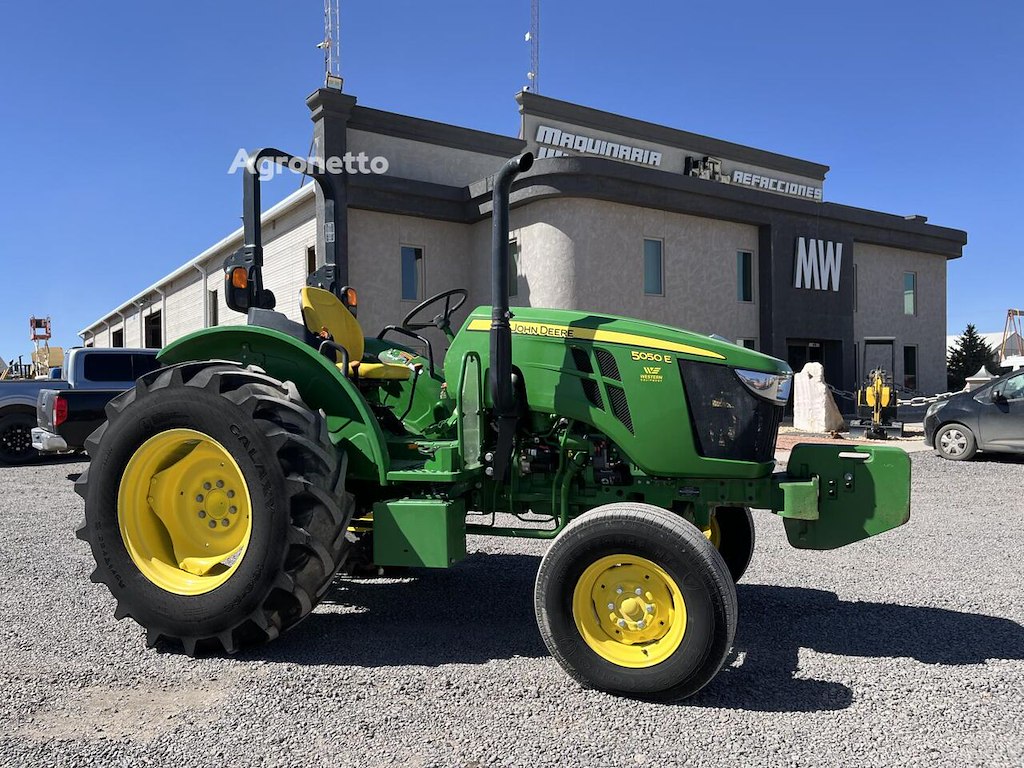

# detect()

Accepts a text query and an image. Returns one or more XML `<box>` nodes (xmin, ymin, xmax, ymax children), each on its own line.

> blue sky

<box><xmin>0</xmin><ymin>1</ymin><xmax>1020</xmax><ymax>359</ymax></box>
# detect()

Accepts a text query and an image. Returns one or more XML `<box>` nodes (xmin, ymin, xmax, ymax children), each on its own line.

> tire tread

<box><xmin>535</xmin><ymin>502</ymin><xmax>737</xmax><ymax>701</ymax></box>
<box><xmin>78</xmin><ymin>361</ymin><xmax>354</xmax><ymax>655</ymax></box>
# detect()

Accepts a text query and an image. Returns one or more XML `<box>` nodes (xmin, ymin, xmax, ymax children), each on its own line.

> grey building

<box><xmin>80</xmin><ymin>88</ymin><xmax>966</xmax><ymax>399</ymax></box>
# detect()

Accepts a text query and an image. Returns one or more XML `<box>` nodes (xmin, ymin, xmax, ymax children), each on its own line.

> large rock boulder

<box><xmin>793</xmin><ymin>362</ymin><xmax>846</xmax><ymax>433</ymax></box>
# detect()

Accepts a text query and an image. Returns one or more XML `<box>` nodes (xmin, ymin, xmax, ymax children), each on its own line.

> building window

<box><xmin>208</xmin><ymin>289</ymin><xmax>219</xmax><ymax>327</ymax></box>
<box><xmin>643</xmin><ymin>238</ymin><xmax>663</xmax><ymax>296</ymax></box>
<box><xmin>401</xmin><ymin>245</ymin><xmax>424</xmax><ymax>301</ymax></box>
<box><xmin>737</xmin><ymin>339</ymin><xmax>757</xmax><ymax>350</ymax></box>
<box><xmin>306</xmin><ymin>245</ymin><xmax>317</xmax><ymax>275</ymax></box>
<box><xmin>903</xmin><ymin>272</ymin><xmax>917</xmax><ymax>315</ymax></box>
<box><xmin>508</xmin><ymin>239</ymin><xmax>520</xmax><ymax>299</ymax></box>
<box><xmin>111</xmin><ymin>328</ymin><xmax>124</xmax><ymax>348</ymax></box>
<box><xmin>737</xmin><ymin>251</ymin><xmax>753</xmax><ymax>303</ymax></box>
<box><xmin>903</xmin><ymin>345</ymin><xmax>918</xmax><ymax>391</ymax></box>
<box><xmin>144</xmin><ymin>311</ymin><xmax>162</xmax><ymax>348</ymax></box>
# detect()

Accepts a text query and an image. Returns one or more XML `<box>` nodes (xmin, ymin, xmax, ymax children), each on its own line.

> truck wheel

<box><xmin>706</xmin><ymin>506</ymin><xmax>755</xmax><ymax>583</ymax></box>
<box><xmin>0</xmin><ymin>410</ymin><xmax>37</xmax><ymax>465</ymax></box>
<box><xmin>535</xmin><ymin>503</ymin><xmax>737</xmax><ymax>701</ymax></box>
<box><xmin>934</xmin><ymin>424</ymin><xmax>977</xmax><ymax>461</ymax></box>
<box><xmin>75</xmin><ymin>362</ymin><xmax>354</xmax><ymax>655</ymax></box>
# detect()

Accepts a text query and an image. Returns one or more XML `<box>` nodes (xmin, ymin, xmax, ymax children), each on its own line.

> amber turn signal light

<box><xmin>230</xmin><ymin>267</ymin><xmax>248</xmax><ymax>289</ymax></box>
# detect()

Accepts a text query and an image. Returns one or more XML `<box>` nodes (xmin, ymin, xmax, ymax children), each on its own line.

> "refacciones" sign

<box><xmin>734</xmin><ymin>170</ymin><xmax>822</xmax><ymax>201</ymax></box>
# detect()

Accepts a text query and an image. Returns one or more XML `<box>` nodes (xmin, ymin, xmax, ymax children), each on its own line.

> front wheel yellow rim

<box><xmin>117</xmin><ymin>429</ymin><xmax>253</xmax><ymax>596</ymax></box>
<box><xmin>571</xmin><ymin>554</ymin><xmax>687</xmax><ymax>668</ymax></box>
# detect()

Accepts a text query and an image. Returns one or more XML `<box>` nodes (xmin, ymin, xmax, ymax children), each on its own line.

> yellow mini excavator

<box><xmin>850</xmin><ymin>337</ymin><xmax>904</xmax><ymax>439</ymax></box>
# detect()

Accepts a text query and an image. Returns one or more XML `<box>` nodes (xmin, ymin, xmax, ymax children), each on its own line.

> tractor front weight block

<box><xmin>771</xmin><ymin>444</ymin><xmax>911</xmax><ymax>550</ymax></box>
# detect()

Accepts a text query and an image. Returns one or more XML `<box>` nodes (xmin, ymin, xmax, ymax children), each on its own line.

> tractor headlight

<box><xmin>734</xmin><ymin>369</ymin><xmax>793</xmax><ymax>404</ymax></box>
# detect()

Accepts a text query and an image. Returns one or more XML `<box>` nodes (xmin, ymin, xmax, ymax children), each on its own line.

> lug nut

<box><xmin>646</xmin><ymin>604</ymin><xmax>655</xmax><ymax>614</ymax></box>
<box><xmin>635</xmin><ymin>587</ymin><xmax>643</xmax><ymax>596</ymax></box>
<box><xmin>221</xmin><ymin>519</ymin><xmax>229</xmax><ymax>527</ymax></box>
<box><xmin>227</xmin><ymin>490</ymin><xmax>235</xmax><ymax>499</ymax></box>
<box><xmin>229</xmin><ymin>506</ymin><xmax>237</xmax><ymax>514</ymax></box>
<box><xmin>203</xmin><ymin>482</ymin><xmax>211</xmax><ymax>490</ymax></box>
<box><xmin>195</xmin><ymin>494</ymin><xmax>204</xmax><ymax>502</ymax></box>
<box><xmin>208</xmin><ymin>520</ymin><xmax>216</xmax><ymax>529</ymax></box>
<box><xmin>607</xmin><ymin>602</ymin><xmax>615</xmax><ymax>611</ymax></box>
<box><xmin>216</xmin><ymin>480</ymin><xmax>224</xmax><ymax>488</ymax></box>
<box><xmin>617</xmin><ymin>619</ymin><xmax>627</xmax><ymax>628</ymax></box>
<box><xmin>198</xmin><ymin>511</ymin><xmax>206</xmax><ymax>519</ymax></box>
<box><xmin>637</xmin><ymin>620</ymin><xmax>646</xmax><ymax>629</ymax></box>
<box><xmin>616</xmin><ymin>586</ymin><xmax>624</xmax><ymax>595</ymax></box>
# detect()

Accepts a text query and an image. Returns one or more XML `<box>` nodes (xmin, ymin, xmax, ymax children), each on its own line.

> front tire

<box><xmin>75</xmin><ymin>362</ymin><xmax>354</xmax><ymax>654</ymax></box>
<box><xmin>535</xmin><ymin>503</ymin><xmax>737</xmax><ymax>701</ymax></box>
<box><xmin>934</xmin><ymin>423</ymin><xmax>977</xmax><ymax>461</ymax></box>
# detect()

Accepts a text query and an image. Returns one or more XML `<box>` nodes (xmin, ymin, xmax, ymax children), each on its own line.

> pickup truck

<box><xmin>0</xmin><ymin>347</ymin><xmax>158</xmax><ymax>464</ymax></box>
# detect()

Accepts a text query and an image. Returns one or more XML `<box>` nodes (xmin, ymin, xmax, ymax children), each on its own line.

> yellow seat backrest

<box><xmin>299</xmin><ymin>287</ymin><xmax>365</xmax><ymax>363</ymax></box>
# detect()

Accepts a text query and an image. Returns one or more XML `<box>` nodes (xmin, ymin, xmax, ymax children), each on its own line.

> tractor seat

<box><xmin>299</xmin><ymin>287</ymin><xmax>411</xmax><ymax>381</ymax></box>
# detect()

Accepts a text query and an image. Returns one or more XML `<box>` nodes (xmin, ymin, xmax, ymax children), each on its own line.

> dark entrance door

<box><xmin>786</xmin><ymin>338</ymin><xmax>849</xmax><ymax>412</ymax></box>
<box><xmin>787</xmin><ymin>340</ymin><xmax>825</xmax><ymax>373</ymax></box>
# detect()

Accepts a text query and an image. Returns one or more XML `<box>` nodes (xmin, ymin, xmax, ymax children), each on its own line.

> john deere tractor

<box><xmin>77</xmin><ymin>150</ymin><xmax>911</xmax><ymax>701</ymax></box>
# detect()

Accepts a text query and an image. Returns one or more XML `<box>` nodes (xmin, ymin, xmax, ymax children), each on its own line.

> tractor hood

<box><xmin>452</xmin><ymin>306</ymin><xmax>792</xmax><ymax>376</ymax></box>
<box><xmin>446</xmin><ymin>307</ymin><xmax>792</xmax><ymax>479</ymax></box>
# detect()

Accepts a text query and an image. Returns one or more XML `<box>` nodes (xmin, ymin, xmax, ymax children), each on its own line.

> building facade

<box><xmin>80</xmin><ymin>89</ymin><xmax>966</xmax><ymax>399</ymax></box>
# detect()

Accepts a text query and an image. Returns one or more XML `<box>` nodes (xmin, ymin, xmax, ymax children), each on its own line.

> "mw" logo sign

<box><xmin>794</xmin><ymin>237</ymin><xmax>842</xmax><ymax>292</ymax></box>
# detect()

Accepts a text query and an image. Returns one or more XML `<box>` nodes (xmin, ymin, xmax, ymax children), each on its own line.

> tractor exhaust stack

<box><xmin>488</xmin><ymin>151</ymin><xmax>533</xmax><ymax>480</ymax></box>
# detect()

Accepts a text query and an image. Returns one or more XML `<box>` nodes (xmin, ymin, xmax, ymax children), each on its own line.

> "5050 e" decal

<box><xmin>630</xmin><ymin>350</ymin><xmax>673</xmax><ymax>363</ymax></box>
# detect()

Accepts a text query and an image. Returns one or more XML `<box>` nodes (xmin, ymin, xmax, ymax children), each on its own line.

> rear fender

<box><xmin>159</xmin><ymin>326</ymin><xmax>389</xmax><ymax>483</ymax></box>
<box><xmin>773</xmin><ymin>444</ymin><xmax>911</xmax><ymax>550</ymax></box>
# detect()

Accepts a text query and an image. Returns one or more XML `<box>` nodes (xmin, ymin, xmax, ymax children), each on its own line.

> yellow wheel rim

<box><xmin>571</xmin><ymin>554</ymin><xmax>687</xmax><ymax>668</ymax></box>
<box><xmin>117</xmin><ymin>428</ymin><xmax>253</xmax><ymax>596</ymax></box>
<box><xmin>702</xmin><ymin>514</ymin><xmax>721</xmax><ymax>549</ymax></box>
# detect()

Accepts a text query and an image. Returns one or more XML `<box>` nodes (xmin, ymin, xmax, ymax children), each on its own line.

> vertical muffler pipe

<box><xmin>488</xmin><ymin>152</ymin><xmax>533</xmax><ymax>480</ymax></box>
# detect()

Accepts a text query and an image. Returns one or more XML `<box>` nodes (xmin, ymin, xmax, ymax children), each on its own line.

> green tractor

<box><xmin>77</xmin><ymin>150</ymin><xmax>911</xmax><ymax>701</ymax></box>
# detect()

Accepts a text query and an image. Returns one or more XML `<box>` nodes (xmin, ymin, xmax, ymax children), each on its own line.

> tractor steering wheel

<box><xmin>402</xmin><ymin>288</ymin><xmax>468</xmax><ymax>337</ymax></box>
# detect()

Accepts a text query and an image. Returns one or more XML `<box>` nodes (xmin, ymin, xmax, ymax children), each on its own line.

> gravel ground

<box><xmin>0</xmin><ymin>452</ymin><xmax>1021</xmax><ymax>768</ymax></box>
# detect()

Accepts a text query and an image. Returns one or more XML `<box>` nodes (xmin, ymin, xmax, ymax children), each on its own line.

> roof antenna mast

<box><xmin>525</xmin><ymin>0</ymin><xmax>540</xmax><ymax>93</ymax></box>
<box><xmin>318</xmin><ymin>0</ymin><xmax>343</xmax><ymax>90</ymax></box>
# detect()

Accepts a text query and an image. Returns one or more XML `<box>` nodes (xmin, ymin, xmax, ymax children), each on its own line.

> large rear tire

<box><xmin>535</xmin><ymin>503</ymin><xmax>737</xmax><ymax>701</ymax></box>
<box><xmin>75</xmin><ymin>362</ymin><xmax>354</xmax><ymax>654</ymax></box>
